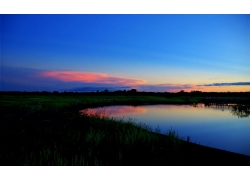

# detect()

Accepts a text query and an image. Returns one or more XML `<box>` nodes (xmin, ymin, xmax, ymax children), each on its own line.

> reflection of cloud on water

<box><xmin>81</xmin><ymin>106</ymin><xmax>147</xmax><ymax>118</ymax></box>
<box><xmin>79</xmin><ymin>108</ymin><xmax>108</xmax><ymax>118</ymax></box>
<box><xmin>105</xmin><ymin>106</ymin><xmax>147</xmax><ymax>117</ymax></box>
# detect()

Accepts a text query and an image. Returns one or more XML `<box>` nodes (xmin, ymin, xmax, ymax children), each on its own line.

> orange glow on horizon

<box><xmin>159</xmin><ymin>84</ymin><xmax>250</xmax><ymax>93</ymax></box>
<box><xmin>183</xmin><ymin>85</ymin><xmax>250</xmax><ymax>93</ymax></box>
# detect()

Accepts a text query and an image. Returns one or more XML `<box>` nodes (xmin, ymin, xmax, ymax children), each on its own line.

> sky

<box><xmin>1</xmin><ymin>14</ymin><xmax>250</xmax><ymax>92</ymax></box>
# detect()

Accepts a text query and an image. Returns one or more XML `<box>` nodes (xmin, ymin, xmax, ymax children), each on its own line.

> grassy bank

<box><xmin>0</xmin><ymin>108</ymin><xmax>184</xmax><ymax>165</ymax></box>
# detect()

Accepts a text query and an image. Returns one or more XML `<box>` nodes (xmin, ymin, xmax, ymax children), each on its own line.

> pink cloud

<box><xmin>37</xmin><ymin>71</ymin><xmax>146</xmax><ymax>85</ymax></box>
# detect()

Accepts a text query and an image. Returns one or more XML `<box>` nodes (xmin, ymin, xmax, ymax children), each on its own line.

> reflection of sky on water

<box><xmin>81</xmin><ymin>106</ymin><xmax>147</xmax><ymax>117</ymax></box>
<box><xmin>104</xmin><ymin>106</ymin><xmax>147</xmax><ymax>117</ymax></box>
<box><xmin>84</xmin><ymin>104</ymin><xmax>250</xmax><ymax>156</ymax></box>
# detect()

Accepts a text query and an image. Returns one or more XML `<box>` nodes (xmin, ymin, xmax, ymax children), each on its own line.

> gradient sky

<box><xmin>1</xmin><ymin>14</ymin><xmax>250</xmax><ymax>92</ymax></box>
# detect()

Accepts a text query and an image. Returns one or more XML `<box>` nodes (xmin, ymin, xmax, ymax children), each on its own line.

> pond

<box><xmin>80</xmin><ymin>104</ymin><xmax>250</xmax><ymax>156</ymax></box>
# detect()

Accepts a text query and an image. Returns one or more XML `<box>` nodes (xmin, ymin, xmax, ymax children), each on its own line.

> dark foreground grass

<box><xmin>0</xmin><ymin>107</ymin><xmax>184</xmax><ymax>165</ymax></box>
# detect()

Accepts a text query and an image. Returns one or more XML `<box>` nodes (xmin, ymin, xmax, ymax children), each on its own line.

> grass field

<box><xmin>0</xmin><ymin>93</ymin><xmax>201</xmax><ymax>108</ymax></box>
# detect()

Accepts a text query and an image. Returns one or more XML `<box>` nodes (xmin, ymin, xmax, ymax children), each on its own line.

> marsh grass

<box><xmin>0</xmin><ymin>105</ymin><xmax>183</xmax><ymax>165</ymax></box>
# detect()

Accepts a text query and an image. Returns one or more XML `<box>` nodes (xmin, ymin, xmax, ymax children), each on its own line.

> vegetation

<box><xmin>1</xmin><ymin>90</ymin><xmax>249</xmax><ymax>109</ymax></box>
<box><xmin>1</xmin><ymin>91</ymin><xmax>250</xmax><ymax>165</ymax></box>
<box><xmin>0</xmin><ymin>90</ymin><xmax>201</xmax><ymax>108</ymax></box>
<box><xmin>0</xmin><ymin>107</ymin><xmax>183</xmax><ymax>165</ymax></box>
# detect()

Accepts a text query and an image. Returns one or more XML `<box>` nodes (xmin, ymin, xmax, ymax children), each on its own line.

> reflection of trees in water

<box><xmin>231</xmin><ymin>105</ymin><xmax>250</xmax><ymax>118</ymax></box>
<box><xmin>204</xmin><ymin>103</ymin><xmax>231</xmax><ymax>112</ymax></box>
<box><xmin>203</xmin><ymin>103</ymin><xmax>250</xmax><ymax>118</ymax></box>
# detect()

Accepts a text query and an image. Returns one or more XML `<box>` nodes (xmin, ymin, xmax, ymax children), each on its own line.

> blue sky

<box><xmin>1</xmin><ymin>14</ymin><xmax>250</xmax><ymax>92</ymax></box>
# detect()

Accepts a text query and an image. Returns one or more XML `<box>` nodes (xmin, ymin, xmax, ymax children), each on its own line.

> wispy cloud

<box><xmin>134</xmin><ymin>83</ymin><xmax>199</xmax><ymax>92</ymax></box>
<box><xmin>0</xmin><ymin>66</ymin><xmax>144</xmax><ymax>91</ymax></box>
<box><xmin>199</xmin><ymin>82</ymin><xmax>250</xmax><ymax>86</ymax></box>
<box><xmin>38</xmin><ymin>71</ymin><xmax>146</xmax><ymax>85</ymax></box>
<box><xmin>70</xmin><ymin>86</ymin><xmax>132</xmax><ymax>92</ymax></box>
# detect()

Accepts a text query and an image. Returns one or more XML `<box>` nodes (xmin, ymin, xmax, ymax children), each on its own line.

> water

<box><xmin>81</xmin><ymin>104</ymin><xmax>250</xmax><ymax>156</ymax></box>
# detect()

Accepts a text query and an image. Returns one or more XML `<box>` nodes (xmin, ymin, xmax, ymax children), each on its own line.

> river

<box><xmin>80</xmin><ymin>104</ymin><xmax>250</xmax><ymax>156</ymax></box>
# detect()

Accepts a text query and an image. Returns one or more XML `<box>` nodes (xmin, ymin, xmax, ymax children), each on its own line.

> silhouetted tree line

<box><xmin>1</xmin><ymin>90</ymin><xmax>250</xmax><ymax>98</ymax></box>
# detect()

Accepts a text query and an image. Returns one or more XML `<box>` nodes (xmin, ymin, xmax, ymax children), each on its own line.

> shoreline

<box><xmin>180</xmin><ymin>139</ymin><xmax>250</xmax><ymax>165</ymax></box>
<box><xmin>152</xmin><ymin>131</ymin><xmax>250</xmax><ymax>165</ymax></box>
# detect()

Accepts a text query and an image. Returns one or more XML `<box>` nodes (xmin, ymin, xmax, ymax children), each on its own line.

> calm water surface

<box><xmin>81</xmin><ymin>104</ymin><xmax>250</xmax><ymax>156</ymax></box>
